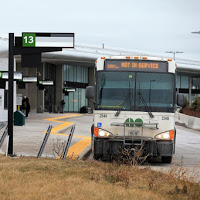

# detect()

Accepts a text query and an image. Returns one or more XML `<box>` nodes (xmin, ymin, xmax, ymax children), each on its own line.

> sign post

<box><xmin>8</xmin><ymin>33</ymin><xmax>14</xmax><ymax>155</ymax></box>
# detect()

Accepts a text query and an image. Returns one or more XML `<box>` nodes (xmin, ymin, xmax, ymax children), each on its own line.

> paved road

<box><xmin>174</xmin><ymin>125</ymin><xmax>200</xmax><ymax>167</ymax></box>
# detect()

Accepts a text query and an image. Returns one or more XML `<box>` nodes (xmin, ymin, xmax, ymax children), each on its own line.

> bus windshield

<box><xmin>96</xmin><ymin>71</ymin><xmax>175</xmax><ymax>113</ymax></box>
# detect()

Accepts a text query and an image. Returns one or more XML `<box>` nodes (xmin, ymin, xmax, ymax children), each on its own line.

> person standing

<box><xmin>21</xmin><ymin>96</ymin><xmax>26</xmax><ymax>114</ymax></box>
<box><xmin>25</xmin><ymin>97</ymin><xmax>30</xmax><ymax>118</ymax></box>
<box><xmin>60</xmin><ymin>100</ymin><xmax>65</xmax><ymax>113</ymax></box>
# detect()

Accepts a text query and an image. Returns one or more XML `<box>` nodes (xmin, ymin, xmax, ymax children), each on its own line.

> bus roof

<box><xmin>97</xmin><ymin>55</ymin><xmax>173</xmax><ymax>61</ymax></box>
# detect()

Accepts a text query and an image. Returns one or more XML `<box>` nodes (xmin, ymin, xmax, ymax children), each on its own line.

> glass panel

<box><xmin>77</xmin><ymin>66</ymin><xmax>82</xmax><ymax>82</ymax></box>
<box><xmin>80</xmin><ymin>88</ymin><xmax>86</xmax><ymax>108</ymax></box>
<box><xmin>136</xmin><ymin>73</ymin><xmax>174</xmax><ymax>111</ymax></box>
<box><xmin>180</xmin><ymin>75</ymin><xmax>189</xmax><ymax>88</ymax></box>
<box><xmin>68</xmin><ymin>65</ymin><xmax>74</xmax><ymax>82</ymax></box>
<box><xmin>192</xmin><ymin>77</ymin><xmax>200</xmax><ymax>89</ymax></box>
<box><xmin>73</xmin><ymin>66</ymin><xmax>77</xmax><ymax>82</ymax></box>
<box><xmin>64</xmin><ymin>65</ymin><xmax>88</xmax><ymax>83</ymax></box>
<box><xmin>83</xmin><ymin>67</ymin><xmax>85</xmax><ymax>83</ymax></box>
<box><xmin>63</xmin><ymin>65</ymin><xmax>68</xmax><ymax>81</ymax></box>
<box><xmin>73</xmin><ymin>90</ymin><xmax>79</xmax><ymax>112</ymax></box>
<box><xmin>85</xmin><ymin>67</ymin><xmax>88</xmax><ymax>83</ymax></box>
<box><xmin>69</xmin><ymin>92</ymin><xmax>74</xmax><ymax>112</ymax></box>
<box><xmin>96</xmin><ymin>72</ymin><xmax>175</xmax><ymax>112</ymax></box>
<box><xmin>184</xmin><ymin>94</ymin><xmax>189</xmax><ymax>101</ymax></box>
<box><xmin>64</xmin><ymin>95</ymin><xmax>69</xmax><ymax>112</ymax></box>
<box><xmin>97</xmin><ymin>72</ymin><xmax>135</xmax><ymax>110</ymax></box>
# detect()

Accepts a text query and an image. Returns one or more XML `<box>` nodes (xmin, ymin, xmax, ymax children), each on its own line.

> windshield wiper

<box><xmin>115</xmin><ymin>91</ymin><xmax>132</xmax><ymax>117</ymax></box>
<box><xmin>115</xmin><ymin>81</ymin><xmax>132</xmax><ymax>117</ymax></box>
<box><xmin>138</xmin><ymin>92</ymin><xmax>154</xmax><ymax>118</ymax></box>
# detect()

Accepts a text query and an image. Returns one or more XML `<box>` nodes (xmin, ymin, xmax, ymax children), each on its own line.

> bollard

<box><xmin>62</xmin><ymin>125</ymin><xmax>75</xmax><ymax>159</ymax></box>
<box><xmin>37</xmin><ymin>125</ymin><xmax>52</xmax><ymax>158</ymax></box>
<box><xmin>0</xmin><ymin>125</ymin><xmax>8</xmax><ymax>150</ymax></box>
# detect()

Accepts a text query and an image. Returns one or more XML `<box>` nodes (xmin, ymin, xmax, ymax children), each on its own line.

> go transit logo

<box><xmin>125</xmin><ymin>118</ymin><xmax>143</xmax><ymax>127</ymax></box>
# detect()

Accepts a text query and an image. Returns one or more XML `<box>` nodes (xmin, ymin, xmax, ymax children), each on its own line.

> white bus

<box><xmin>86</xmin><ymin>56</ymin><xmax>185</xmax><ymax>163</ymax></box>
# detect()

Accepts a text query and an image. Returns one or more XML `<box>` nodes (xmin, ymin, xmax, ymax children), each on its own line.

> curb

<box><xmin>78</xmin><ymin>145</ymin><xmax>92</xmax><ymax>160</ymax></box>
<box><xmin>175</xmin><ymin>121</ymin><xmax>200</xmax><ymax>132</ymax></box>
<box><xmin>175</xmin><ymin>112</ymin><xmax>200</xmax><ymax>131</ymax></box>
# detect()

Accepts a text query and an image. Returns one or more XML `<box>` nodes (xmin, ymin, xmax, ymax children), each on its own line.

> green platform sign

<box><xmin>22</xmin><ymin>32</ymin><xmax>74</xmax><ymax>48</ymax></box>
<box><xmin>22</xmin><ymin>33</ymin><xmax>36</xmax><ymax>47</ymax></box>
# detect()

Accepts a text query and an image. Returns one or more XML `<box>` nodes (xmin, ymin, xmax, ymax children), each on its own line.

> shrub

<box><xmin>179</xmin><ymin>96</ymin><xmax>200</xmax><ymax>118</ymax></box>
<box><xmin>190</xmin><ymin>97</ymin><xmax>200</xmax><ymax>111</ymax></box>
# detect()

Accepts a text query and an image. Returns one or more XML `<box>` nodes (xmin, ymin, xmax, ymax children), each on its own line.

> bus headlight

<box><xmin>94</xmin><ymin>127</ymin><xmax>112</xmax><ymax>138</ymax></box>
<box><xmin>155</xmin><ymin>130</ymin><xmax>175</xmax><ymax>140</ymax></box>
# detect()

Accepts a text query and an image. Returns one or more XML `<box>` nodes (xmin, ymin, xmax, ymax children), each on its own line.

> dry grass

<box><xmin>52</xmin><ymin>138</ymin><xmax>66</xmax><ymax>158</ymax></box>
<box><xmin>118</xmin><ymin>143</ymin><xmax>149</xmax><ymax>165</ymax></box>
<box><xmin>0</xmin><ymin>155</ymin><xmax>200</xmax><ymax>200</ymax></box>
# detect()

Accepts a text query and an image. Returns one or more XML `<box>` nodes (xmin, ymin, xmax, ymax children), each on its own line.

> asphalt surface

<box><xmin>174</xmin><ymin>125</ymin><xmax>200</xmax><ymax>167</ymax></box>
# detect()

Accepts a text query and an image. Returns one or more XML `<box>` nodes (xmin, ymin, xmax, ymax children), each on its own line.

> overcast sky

<box><xmin>0</xmin><ymin>0</ymin><xmax>200</xmax><ymax>60</ymax></box>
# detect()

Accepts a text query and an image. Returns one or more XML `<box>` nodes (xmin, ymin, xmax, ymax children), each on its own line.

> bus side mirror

<box><xmin>177</xmin><ymin>93</ymin><xmax>185</xmax><ymax>107</ymax></box>
<box><xmin>86</xmin><ymin>86</ymin><xmax>94</xmax><ymax>99</ymax></box>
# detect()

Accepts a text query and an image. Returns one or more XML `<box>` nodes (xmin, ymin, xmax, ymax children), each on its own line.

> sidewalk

<box><xmin>0</xmin><ymin>112</ymin><xmax>93</xmax><ymax>158</ymax></box>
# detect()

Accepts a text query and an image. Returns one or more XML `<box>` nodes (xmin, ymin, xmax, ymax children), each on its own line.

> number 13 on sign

<box><xmin>22</xmin><ymin>33</ymin><xmax>36</xmax><ymax>47</ymax></box>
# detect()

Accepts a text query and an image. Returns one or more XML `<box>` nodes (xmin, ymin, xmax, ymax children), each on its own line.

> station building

<box><xmin>0</xmin><ymin>37</ymin><xmax>200</xmax><ymax>121</ymax></box>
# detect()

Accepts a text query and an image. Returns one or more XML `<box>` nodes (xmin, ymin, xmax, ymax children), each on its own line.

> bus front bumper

<box><xmin>94</xmin><ymin>138</ymin><xmax>173</xmax><ymax>158</ymax></box>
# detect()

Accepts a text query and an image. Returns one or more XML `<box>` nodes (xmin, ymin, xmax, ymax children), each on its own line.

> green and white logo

<box><xmin>125</xmin><ymin>118</ymin><xmax>134</xmax><ymax>127</ymax></box>
<box><xmin>135</xmin><ymin>118</ymin><xmax>143</xmax><ymax>127</ymax></box>
<box><xmin>125</xmin><ymin>118</ymin><xmax>143</xmax><ymax>127</ymax></box>
<box><xmin>22</xmin><ymin>33</ymin><xmax>36</xmax><ymax>47</ymax></box>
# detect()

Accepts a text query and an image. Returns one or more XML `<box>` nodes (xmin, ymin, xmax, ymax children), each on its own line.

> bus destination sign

<box><xmin>105</xmin><ymin>60</ymin><xmax>168</xmax><ymax>72</ymax></box>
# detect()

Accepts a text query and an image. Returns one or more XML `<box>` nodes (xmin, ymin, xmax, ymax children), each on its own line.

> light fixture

<box><xmin>23</xmin><ymin>77</ymin><xmax>37</xmax><ymax>82</ymax></box>
<box><xmin>1</xmin><ymin>71</ymin><xmax>23</xmax><ymax>80</ymax></box>
<box><xmin>39</xmin><ymin>80</ymin><xmax>54</xmax><ymax>85</ymax></box>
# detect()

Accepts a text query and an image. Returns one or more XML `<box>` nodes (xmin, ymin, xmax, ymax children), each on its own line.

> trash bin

<box><xmin>14</xmin><ymin>110</ymin><xmax>25</xmax><ymax>126</ymax></box>
<box><xmin>80</xmin><ymin>106</ymin><xmax>88</xmax><ymax>113</ymax></box>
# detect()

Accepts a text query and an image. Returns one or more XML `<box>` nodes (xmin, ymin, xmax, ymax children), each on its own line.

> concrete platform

<box><xmin>0</xmin><ymin>113</ymin><xmax>93</xmax><ymax>159</ymax></box>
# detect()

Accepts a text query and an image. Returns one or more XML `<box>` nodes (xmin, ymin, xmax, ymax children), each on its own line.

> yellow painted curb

<box><xmin>67</xmin><ymin>137</ymin><xmax>91</xmax><ymax>159</ymax></box>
